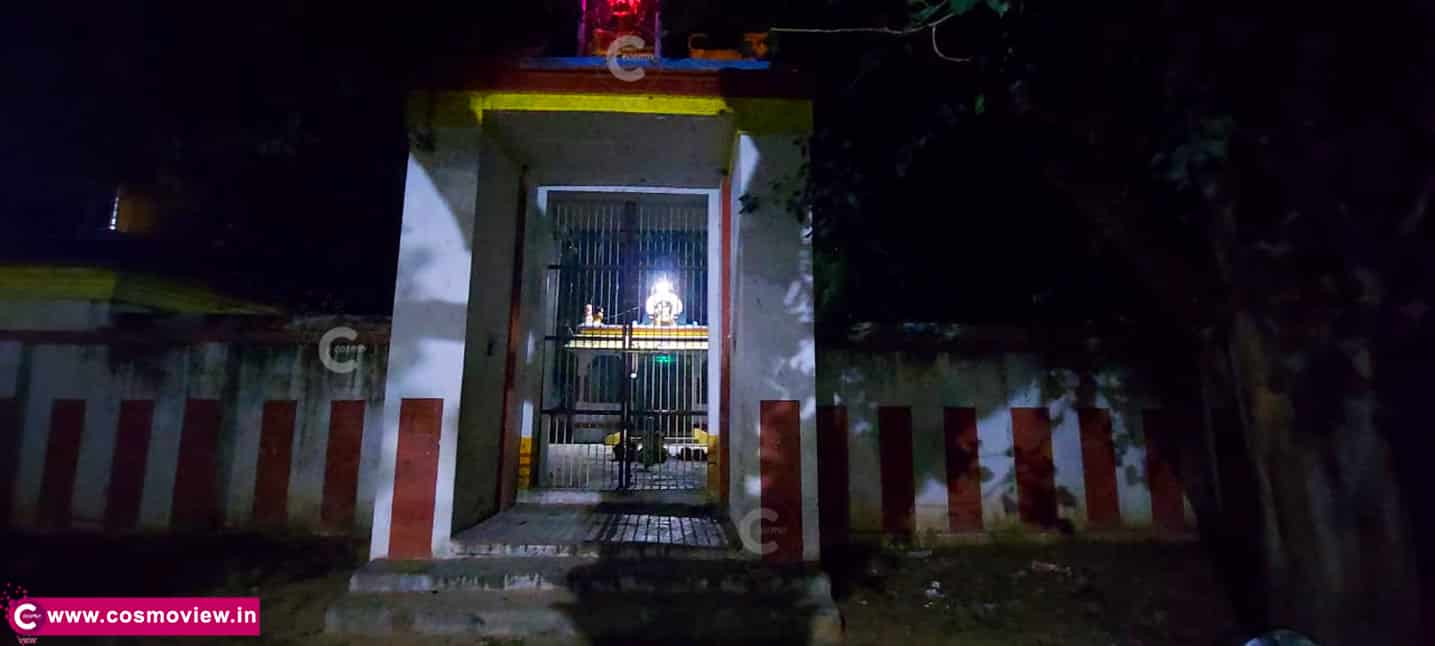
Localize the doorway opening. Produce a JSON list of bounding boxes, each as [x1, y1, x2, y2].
[[536, 192, 711, 491]]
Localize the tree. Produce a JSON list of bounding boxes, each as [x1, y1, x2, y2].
[[785, 0, 1433, 641]]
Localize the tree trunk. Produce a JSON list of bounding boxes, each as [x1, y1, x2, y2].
[[1223, 311, 1422, 644]]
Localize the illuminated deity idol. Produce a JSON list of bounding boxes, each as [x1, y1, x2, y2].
[[645, 279, 683, 326]]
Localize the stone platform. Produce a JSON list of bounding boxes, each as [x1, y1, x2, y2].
[[326, 495, 843, 644], [327, 587, 842, 644], [451, 503, 740, 558]]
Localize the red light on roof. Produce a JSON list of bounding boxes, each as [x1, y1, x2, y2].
[[581, 0, 658, 57]]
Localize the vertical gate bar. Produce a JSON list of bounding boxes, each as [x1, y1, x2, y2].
[[579, 206, 590, 489], [621, 200, 636, 490], [549, 204, 564, 488], [564, 205, 577, 488], [621, 326, 631, 489], [601, 203, 609, 327]]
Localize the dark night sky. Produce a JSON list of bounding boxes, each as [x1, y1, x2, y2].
[[2, 0, 1154, 326]]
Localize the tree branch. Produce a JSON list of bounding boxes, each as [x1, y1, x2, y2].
[[771, 13, 973, 63], [771, 13, 957, 36]]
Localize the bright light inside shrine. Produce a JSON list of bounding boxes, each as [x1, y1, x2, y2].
[[646, 276, 683, 325]]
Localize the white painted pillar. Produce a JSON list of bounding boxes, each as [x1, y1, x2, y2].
[[728, 132, 818, 561], [369, 125, 483, 560]]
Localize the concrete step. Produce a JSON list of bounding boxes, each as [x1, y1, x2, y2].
[[325, 588, 843, 644], [351, 557, 828, 598], [452, 539, 751, 559]]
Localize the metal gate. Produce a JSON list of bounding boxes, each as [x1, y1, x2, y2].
[[537, 194, 709, 490]]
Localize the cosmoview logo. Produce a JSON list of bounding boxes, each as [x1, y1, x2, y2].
[[735, 507, 781, 556], [319, 326, 365, 374], [9, 599, 44, 641], [606, 35, 648, 82]]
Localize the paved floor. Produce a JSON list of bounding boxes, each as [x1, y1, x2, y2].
[[454, 505, 730, 548]]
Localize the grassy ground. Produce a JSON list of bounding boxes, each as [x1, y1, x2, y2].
[[1, 533, 1241, 645]]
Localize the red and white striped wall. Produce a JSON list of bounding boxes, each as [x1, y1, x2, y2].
[[815, 351, 1197, 544], [0, 335, 388, 536]]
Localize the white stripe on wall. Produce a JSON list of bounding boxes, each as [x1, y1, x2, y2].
[[14, 345, 84, 526], [70, 346, 117, 528], [0, 341, 21, 398]]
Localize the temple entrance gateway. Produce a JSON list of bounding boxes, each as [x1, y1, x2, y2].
[[537, 193, 710, 491], [361, 86, 816, 566]]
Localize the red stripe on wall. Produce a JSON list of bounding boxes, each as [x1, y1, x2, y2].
[[878, 406, 915, 537], [322, 400, 366, 533], [760, 400, 803, 563], [944, 407, 983, 532], [1011, 407, 1058, 528], [172, 399, 222, 530], [816, 405, 850, 553], [105, 400, 154, 531], [390, 398, 442, 559], [1143, 410, 1189, 534], [253, 400, 297, 527], [0, 398, 19, 527], [38, 399, 86, 529], [1078, 408, 1122, 529]]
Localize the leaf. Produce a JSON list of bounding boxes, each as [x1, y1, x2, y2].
[[974, 93, 986, 115], [985, 0, 1011, 16], [910, 0, 948, 23], [949, 0, 983, 15], [912, 0, 981, 23]]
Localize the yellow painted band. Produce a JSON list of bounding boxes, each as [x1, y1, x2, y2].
[[409, 91, 812, 134], [473, 92, 731, 118], [0, 266, 119, 302], [0, 265, 281, 314], [517, 437, 534, 489]]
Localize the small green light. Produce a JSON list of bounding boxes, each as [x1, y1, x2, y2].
[[653, 354, 673, 364]]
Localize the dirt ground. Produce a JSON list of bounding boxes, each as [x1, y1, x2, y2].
[[1, 533, 1242, 645], [827, 540, 1244, 646]]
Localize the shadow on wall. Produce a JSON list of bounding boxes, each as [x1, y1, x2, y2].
[[815, 333, 1168, 544], [377, 123, 508, 558], [730, 133, 818, 564], [0, 317, 390, 537]]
